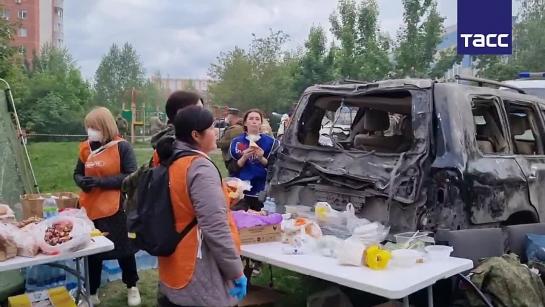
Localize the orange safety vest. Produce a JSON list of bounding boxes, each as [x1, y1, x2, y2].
[[78, 138, 123, 220], [158, 155, 241, 289]]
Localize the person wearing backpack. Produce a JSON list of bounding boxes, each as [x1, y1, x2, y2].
[[157, 106, 246, 307], [73, 107, 141, 306], [122, 91, 204, 213]]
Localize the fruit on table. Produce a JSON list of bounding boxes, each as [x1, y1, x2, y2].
[[365, 245, 392, 270], [44, 222, 73, 246]]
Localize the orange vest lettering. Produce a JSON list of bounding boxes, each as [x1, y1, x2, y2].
[[78, 139, 123, 220], [159, 155, 241, 289]]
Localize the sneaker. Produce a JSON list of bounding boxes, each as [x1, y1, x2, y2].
[[90, 294, 101, 305], [127, 287, 141, 306]]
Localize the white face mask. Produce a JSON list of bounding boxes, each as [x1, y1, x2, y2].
[[87, 128, 103, 142]]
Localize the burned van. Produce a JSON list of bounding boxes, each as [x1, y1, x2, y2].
[[267, 78, 545, 233]]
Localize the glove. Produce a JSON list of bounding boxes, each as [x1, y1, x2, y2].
[[228, 274, 247, 300], [80, 176, 100, 191]]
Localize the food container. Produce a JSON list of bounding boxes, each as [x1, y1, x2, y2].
[[390, 249, 421, 267], [425, 245, 453, 260], [394, 231, 432, 244]]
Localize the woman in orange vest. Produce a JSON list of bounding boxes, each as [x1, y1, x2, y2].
[[73, 107, 141, 306], [158, 105, 246, 307]]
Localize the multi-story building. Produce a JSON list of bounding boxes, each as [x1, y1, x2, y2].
[[151, 76, 211, 104], [438, 24, 475, 80], [0, 0, 63, 61]]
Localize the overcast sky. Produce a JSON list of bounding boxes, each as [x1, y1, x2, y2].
[[64, 0, 464, 80]]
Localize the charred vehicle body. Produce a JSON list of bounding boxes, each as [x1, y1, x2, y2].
[[268, 78, 545, 233]]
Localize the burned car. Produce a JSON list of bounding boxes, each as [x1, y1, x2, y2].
[[267, 78, 545, 233]]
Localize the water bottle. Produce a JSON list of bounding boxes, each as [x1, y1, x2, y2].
[[263, 197, 277, 213], [42, 195, 58, 219]]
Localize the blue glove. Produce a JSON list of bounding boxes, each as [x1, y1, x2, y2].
[[228, 274, 247, 300]]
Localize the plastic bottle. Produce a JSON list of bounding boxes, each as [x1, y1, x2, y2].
[[263, 197, 277, 213], [43, 195, 59, 219]]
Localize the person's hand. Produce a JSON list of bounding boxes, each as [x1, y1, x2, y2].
[[228, 274, 247, 300], [253, 146, 264, 159], [242, 148, 255, 159], [81, 176, 100, 191]]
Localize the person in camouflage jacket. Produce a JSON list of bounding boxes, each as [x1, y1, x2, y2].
[[466, 253, 545, 307]]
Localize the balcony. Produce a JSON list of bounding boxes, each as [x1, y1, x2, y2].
[[53, 0, 64, 8]]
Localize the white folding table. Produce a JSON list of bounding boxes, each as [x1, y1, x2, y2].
[[0, 236, 114, 307], [241, 242, 473, 307]]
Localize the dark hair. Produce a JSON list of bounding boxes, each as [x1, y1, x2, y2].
[[174, 105, 214, 145], [242, 108, 264, 132], [165, 91, 202, 123]]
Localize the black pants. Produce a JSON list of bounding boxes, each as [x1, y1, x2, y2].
[[88, 254, 139, 295]]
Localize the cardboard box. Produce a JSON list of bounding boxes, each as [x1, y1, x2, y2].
[[8, 287, 76, 307], [20, 193, 79, 219], [239, 224, 281, 245]]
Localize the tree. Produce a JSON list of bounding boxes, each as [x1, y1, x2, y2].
[[513, 0, 545, 71], [293, 26, 336, 95], [329, 0, 391, 80], [94, 43, 145, 112], [394, 0, 444, 77], [475, 55, 520, 81], [429, 47, 463, 79], [0, 14, 28, 103], [18, 46, 92, 134], [208, 30, 298, 113]]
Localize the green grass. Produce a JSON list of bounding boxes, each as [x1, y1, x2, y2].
[[27, 141, 227, 193]]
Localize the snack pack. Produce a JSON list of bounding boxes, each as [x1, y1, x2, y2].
[[224, 177, 252, 200], [0, 223, 39, 257]]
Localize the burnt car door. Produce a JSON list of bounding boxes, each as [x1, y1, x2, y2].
[[503, 99, 545, 223], [464, 95, 531, 225]]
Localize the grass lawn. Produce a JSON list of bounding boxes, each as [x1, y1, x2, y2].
[[27, 142, 323, 307]]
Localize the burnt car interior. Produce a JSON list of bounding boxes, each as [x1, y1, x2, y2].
[[506, 103, 543, 155], [471, 98, 509, 154], [472, 97, 544, 155], [298, 91, 413, 153]]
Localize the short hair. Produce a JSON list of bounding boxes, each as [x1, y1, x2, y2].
[[242, 108, 264, 132], [174, 105, 214, 145], [84, 107, 119, 142], [165, 91, 202, 122]]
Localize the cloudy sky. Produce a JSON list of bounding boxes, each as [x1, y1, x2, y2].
[[64, 0, 462, 80]]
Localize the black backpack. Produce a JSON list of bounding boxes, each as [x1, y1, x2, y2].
[[127, 150, 199, 256]]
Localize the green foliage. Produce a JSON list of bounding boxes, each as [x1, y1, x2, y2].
[[329, 0, 391, 80], [94, 43, 145, 112], [429, 47, 463, 79], [293, 26, 336, 94], [394, 0, 444, 77], [476, 0, 545, 80], [18, 46, 92, 135], [208, 30, 298, 113]]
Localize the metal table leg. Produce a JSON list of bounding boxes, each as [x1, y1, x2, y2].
[[84, 256, 93, 307], [403, 296, 410, 307], [428, 286, 434, 307]]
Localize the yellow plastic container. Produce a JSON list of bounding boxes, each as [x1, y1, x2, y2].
[[8, 287, 76, 307]]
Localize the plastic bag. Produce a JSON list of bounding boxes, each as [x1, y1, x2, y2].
[[59, 207, 95, 230], [526, 233, 545, 262], [224, 177, 252, 200], [32, 216, 92, 255], [0, 227, 17, 261], [0, 203, 16, 224], [348, 222, 390, 245], [0, 223, 39, 257], [344, 203, 370, 232], [315, 235, 343, 258]]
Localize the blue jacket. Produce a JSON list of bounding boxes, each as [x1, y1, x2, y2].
[[230, 133, 276, 196]]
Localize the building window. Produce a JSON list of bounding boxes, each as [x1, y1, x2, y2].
[[15, 0, 22, 4], [18, 28, 27, 37], [56, 8, 63, 18], [19, 45, 26, 54], [18, 9, 27, 20], [1, 9, 9, 20]]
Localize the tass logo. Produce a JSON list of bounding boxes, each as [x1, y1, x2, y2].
[[457, 0, 512, 55]]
